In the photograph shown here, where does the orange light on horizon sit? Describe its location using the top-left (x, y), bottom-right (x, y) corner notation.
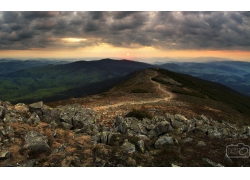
top-left (0, 45), bottom-right (249, 62)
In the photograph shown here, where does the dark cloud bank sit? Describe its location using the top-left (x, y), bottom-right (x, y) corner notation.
top-left (0, 11), bottom-right (249, 50)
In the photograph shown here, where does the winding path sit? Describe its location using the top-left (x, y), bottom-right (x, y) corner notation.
top-left (94, 70), bottom-right (174, 111)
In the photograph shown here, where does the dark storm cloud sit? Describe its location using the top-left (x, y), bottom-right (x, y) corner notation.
top-left (0, 11), bottom-right (249, 50)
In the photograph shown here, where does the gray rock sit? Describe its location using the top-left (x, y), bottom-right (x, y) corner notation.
top-left (208, 130), bottom-right (222, 139)
top-left (20, 159), bottom-right (38, 167)
top-left (136, 140), bottom-right (145, 153)
top-left (120, 139), bottom-right (136, 153)
top-left (29, 101), bottom-right (45, 116)
top-left (171, 120), bottom-right (183, 129)
top-left (155, 136), bottom-right (174, 148)
top-left (165, 113), bottom-right (174, 122)
top-left (23, 131), bottom-right (50, 154)
top-left (50, 120), bottom-right (58, 129)
top-left (115, 116), bottom-right (128, 134)
top-left (0, 150), bottom-right (10, 160)
top-left (154, 121), bottom-right (171, 136)
top-left (99, 131), bottom-right (113, 145)
top-left (146, 124), bottom-right (155, 130)
top-left (202, 158), bottom-right (224, 167)
top-left (171, 164), bottom-right (181, 167)
top-left (201, 115), bottom-right (210, 124)
top-left (197, 141), bottom-right (206, 147)
top-left (27, 112), bottom-right (40, 126)
top-left (137, 134), bottom-right (150, 141)
top-left (174, 114), bottom-right (187, 122)
top-left (129, 119), bottom-right (148, 135)
top-left (0, 105), bottom-right (7, 120)
top-left (181, 137), bottom-right (193, 143)
top-left (60, 122), bottom-right (73, 130)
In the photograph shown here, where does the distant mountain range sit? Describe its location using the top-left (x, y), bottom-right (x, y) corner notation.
top-left (157, 61), bottom-right (250, 97)
top-left (0, 59), bottom-right (70, 75)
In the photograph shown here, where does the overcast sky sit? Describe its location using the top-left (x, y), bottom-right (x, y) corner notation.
top-left (0, 11), bottom-right (249, 61)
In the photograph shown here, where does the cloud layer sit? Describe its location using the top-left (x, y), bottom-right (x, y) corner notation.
top-left (0, 11), bottom-right (249, 51)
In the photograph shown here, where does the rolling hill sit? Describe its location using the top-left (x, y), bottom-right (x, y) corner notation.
top-left (158, 61), bottom-right (250, 97)
top-left (0, 59), bottom-right (154, 103)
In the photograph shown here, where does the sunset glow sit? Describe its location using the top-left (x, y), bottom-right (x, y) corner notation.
top-left (0, 11), bottom-right (249, 62)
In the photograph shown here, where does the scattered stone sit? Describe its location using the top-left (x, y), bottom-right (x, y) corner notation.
top-left (174, 114), bottom-right (187, 122)
top-left (20, 159), bottom-right (38, 167)
top-left (29, 101), bottom-right (45, 116)
top-left (202, 158), bottom-right (224, 167)
top-left (120, 139), bottom-right (135, 153)
top-left (171, 164), bottom-right (180, 167)
top-left (27, 112), bottom-right (40, 126)
top-left (60, 122), bottom-right (73, 130)
top-left (153, 121), bottom-right (171, 136)
top-left (197, 141), bottom-right (206, 147)
top-left (14, 103), bottom-right (29, 114)
top-left (181, 137), bottom-right (193, 143)
top-left (0, 106), bottom-right (7, 120)
top-left (0, 150), bottom-right (10, 160)
top-left (155, 136), bottom-right (174, 148)
top-left (136, 140), bottom-right (145, 153)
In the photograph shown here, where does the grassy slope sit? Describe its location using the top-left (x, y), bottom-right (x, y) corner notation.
top-left (159, 61), bottom-right (250, 97)
top-left (155, 68), bottom-right (250, 118)
top-left (0, 59), bottom-right (154, 103)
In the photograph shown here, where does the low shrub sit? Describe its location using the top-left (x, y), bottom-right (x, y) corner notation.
top-left (131, 89), bottom-right (149, 93)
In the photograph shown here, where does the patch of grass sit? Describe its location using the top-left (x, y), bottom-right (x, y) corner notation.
top-left (172, 89), bottom-right (206, 99)
top-left (155, 68), bottom-right (250, 118)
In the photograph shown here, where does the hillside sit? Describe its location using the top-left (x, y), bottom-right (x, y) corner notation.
top-left (0, 59), bottom-right (154, 103)
top-left (158, 61), bottom-right (250, 97)
top-left (0, 59), bottom-right (69, 75)
top-left (1, 68), bottom-right (250, 167)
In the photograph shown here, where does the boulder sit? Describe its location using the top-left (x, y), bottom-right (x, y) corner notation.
top-left (0, 150), bottom-right (10, 160)
top-left (23, 131), bottom-right (50, 154)
top-left (120, 139), bottom-right (136, 153)
top-left (155, 136), bottom-right (173, 148)
top-left (29, 101), bottom-right (47, 116)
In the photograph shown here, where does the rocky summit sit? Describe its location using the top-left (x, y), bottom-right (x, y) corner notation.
top-left (0, 100), bottom-right (250, 167)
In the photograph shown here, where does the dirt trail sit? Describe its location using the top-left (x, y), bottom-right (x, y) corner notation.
top-left (94, 70), bottom-right (174, 111)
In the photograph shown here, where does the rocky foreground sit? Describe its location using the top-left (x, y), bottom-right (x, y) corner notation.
top-left (0, 101), bottom-right (250, 167)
